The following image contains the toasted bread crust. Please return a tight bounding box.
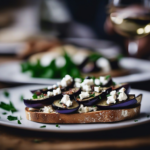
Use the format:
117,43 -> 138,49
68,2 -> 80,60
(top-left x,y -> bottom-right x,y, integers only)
25,105 -> 140,123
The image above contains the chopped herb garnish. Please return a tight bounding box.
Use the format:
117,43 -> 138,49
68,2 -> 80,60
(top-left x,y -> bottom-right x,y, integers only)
40,125 -> 46,128
3,90 -> 9,98
112,82 -> 116,86
2,112 -> 7,115
105,75 -> 111,80
33,139 -> 46,143
117,92 -> 121,95
32,93 -> 37,99
56,124 -> 60,128
0,101 -> 17,113
106,94 -> 111,97
93,105 -> 96,107
134,120 -> 138,122
18,120 -> 21,124
20,95 -> 24,101
77,95 -> 80,98
99,96 -> 101,99
90,93 -> 95,97
100,83 -> 103,86
7,115 -> 18,121
147,115 -> 150,118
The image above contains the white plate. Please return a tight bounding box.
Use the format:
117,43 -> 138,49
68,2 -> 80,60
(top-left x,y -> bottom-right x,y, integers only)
0,85 -> 150,133
0,57 -> 150,84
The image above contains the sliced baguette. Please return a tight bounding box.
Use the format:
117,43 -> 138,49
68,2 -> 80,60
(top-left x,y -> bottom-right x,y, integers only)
25,105 -> 140,123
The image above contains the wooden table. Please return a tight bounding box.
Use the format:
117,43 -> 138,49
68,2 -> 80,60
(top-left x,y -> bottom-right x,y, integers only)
0,56 -> 150,150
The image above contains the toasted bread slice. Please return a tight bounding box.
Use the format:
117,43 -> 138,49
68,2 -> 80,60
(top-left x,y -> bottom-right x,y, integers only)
25,105 -> 140,123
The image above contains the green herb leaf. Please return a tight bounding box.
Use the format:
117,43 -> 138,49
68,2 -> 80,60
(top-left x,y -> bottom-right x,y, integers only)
3,90 -> 9,98
33,139 -> 46,143
93,105 -> 96,107
112,82 -> 116,86
134,120 -> 138,122
20,95 -> 24,101
7,115 -> 18,121
147,115 -> 150,118
56,124 -> 60,128
77,95 -> 80,98
0,101 -> 17,113
100,83 -> 103,86
32,93 -> 37,99
2,112 -> 7,115
118,92 -> 121,95
99,96 -> 101,99
105,75 -> 111,80
18,120 -> 21,124
90,93 -> 95,97
106,94 -> 111,97
40,125 -> 46,128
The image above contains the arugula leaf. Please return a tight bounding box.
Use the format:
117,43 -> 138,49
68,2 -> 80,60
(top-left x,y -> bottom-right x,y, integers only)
2,112 -> 7,115
0,101 -> 17,113
99,96 -> 101,99
40,125 -> 46,128
106,94 -> 111,97
56,124 -> 60,128
3,90 -> 9,98
134,120 -> 138,122
105,75 -> 111,80
90,93 -> 95,97
18,120 -> 21,124
32,93 -> 37,99
20,95 -> 24,101
7,115 -> 18,121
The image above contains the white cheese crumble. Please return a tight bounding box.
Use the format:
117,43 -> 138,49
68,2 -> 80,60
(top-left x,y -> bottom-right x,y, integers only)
79,91 -> 90,100
99,76 -> 110,86
53,87 -> 61,96
47,91 -> 53,97
47,86 -> 52,90
118,87 -> 128,101
61,74 -> 73,87
96,57 -> 111,72
53,85 -> 57,89
55,56 -> 66,68
43,105 -> 54,113
94,86 -> 101,93
95,79 -> 100,85
75,78 -> 82,83
82,85 -> 92,92
60,95 -> 72,107
78,104 -> 97,113
57,82 -> 61,86
75,82 -> 81,88
82,79 -> 94,86
107,90 -> 117,104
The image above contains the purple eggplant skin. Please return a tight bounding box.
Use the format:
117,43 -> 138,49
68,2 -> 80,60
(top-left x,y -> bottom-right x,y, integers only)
62,88 -> 81,98
23,94 -> 62,108
52,100 -> 79,114
112,83 -> 131,94
96,95 -> 137,109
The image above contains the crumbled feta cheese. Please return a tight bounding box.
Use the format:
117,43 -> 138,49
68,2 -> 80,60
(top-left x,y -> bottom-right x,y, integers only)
72,52 -> 87,65
107,90 -> 117,104
60,95 -> 72,107
53,87 -> 61,96
99,76 -> 110,86
47,86 -> 52,90
96,57 -> 111,72
57,82 -> 61,86
118,87 -> 128,101
94,86 -> 100,93
82,79 -> 94,86
47,91 -> 53,97
82,85 -> 91,92
75,82 -> 81,88
78,104 -> 97,113
95,79 -> 100,85
53,85 -> 57,89
55,56 -> 66,68
75,78 -> 82,83
43,105 -> 54,113
79,91 -> 90,100
61,74 -> 73,87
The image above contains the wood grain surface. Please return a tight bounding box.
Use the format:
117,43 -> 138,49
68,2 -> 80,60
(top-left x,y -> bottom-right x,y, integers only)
0,56 -> 150,150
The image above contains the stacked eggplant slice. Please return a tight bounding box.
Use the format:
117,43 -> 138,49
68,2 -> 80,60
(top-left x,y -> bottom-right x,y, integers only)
23,75 -> 142,114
